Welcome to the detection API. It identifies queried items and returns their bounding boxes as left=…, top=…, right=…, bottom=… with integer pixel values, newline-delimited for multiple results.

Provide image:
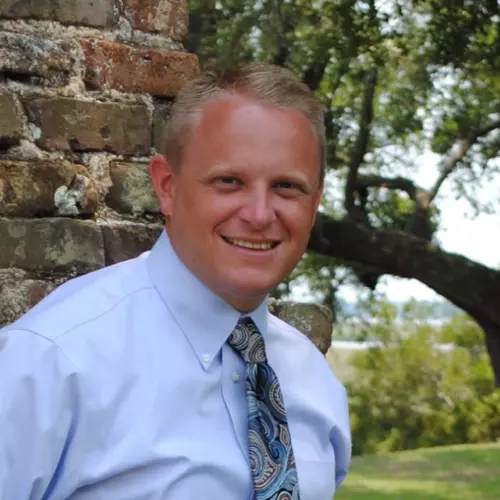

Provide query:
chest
left=58, top=345, right=336, bottom=500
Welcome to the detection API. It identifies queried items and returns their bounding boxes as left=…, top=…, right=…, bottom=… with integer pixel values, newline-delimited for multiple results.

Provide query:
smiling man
left=0, top=63, right=351, bottom=499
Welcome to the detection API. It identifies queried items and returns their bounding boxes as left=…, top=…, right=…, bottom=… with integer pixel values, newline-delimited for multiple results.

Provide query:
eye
left=274, top=181, right=294, bottom=189
left=273, top=180, right=305, bottom=195
left=217, top=176, right=239, bottom=185
left=212, top=176, right=243, bottom=190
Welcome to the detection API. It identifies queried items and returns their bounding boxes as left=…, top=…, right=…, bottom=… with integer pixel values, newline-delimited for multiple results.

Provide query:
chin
left=225, top=277, right=277, bottom=301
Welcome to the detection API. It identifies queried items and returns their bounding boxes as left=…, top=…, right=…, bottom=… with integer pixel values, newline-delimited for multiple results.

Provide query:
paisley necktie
left=228, top=317, right=300, bottom=499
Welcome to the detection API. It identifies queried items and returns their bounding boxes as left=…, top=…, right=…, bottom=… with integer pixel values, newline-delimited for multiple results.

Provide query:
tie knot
left=228, top=317, right=267, bottom=364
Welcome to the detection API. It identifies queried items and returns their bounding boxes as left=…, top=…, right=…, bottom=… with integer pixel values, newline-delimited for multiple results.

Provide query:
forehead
left=197, top=95, right=315, bottom=138
left=185, top=96, right=319, bottom=168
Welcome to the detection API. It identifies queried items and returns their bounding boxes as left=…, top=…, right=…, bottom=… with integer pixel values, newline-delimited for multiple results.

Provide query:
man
left=0, top=63, right=351, bottom=499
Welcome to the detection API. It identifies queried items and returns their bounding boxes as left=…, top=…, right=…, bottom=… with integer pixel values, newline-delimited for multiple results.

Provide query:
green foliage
left=344, top=303, right=500, bottom=456
left=412, top=0, right=500, bottom=70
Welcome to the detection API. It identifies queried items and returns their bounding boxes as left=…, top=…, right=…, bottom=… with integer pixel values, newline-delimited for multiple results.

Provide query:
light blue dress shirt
left=0, top=231, right=351, bottom=500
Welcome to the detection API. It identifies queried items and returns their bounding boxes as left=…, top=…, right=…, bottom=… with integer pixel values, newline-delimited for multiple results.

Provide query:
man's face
left=150, top=96, right=323, bottom=311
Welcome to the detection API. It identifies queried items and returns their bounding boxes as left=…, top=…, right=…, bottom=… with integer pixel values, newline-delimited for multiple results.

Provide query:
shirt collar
left=146, top=231, right=269, bottom=370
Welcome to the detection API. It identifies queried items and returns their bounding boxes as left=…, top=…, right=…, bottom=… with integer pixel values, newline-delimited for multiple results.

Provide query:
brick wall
left=0, top=0, right=198, bottom=326
left=0, top=1, right=334, bottom=352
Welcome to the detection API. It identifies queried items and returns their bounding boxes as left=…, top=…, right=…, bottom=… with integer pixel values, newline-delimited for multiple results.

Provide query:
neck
left=223, top=293, right=267, bottom=314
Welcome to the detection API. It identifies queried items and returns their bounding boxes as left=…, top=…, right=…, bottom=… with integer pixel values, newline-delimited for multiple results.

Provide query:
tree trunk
left=308, top=213, right=500, bottom=385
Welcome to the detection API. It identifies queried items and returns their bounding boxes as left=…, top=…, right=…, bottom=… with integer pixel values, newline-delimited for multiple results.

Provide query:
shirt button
left=232, top=371, right=240, bottom=383
left=202, top=353, right=211, bottom=363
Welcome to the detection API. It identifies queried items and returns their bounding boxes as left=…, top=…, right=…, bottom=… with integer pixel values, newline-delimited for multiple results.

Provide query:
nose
left=239, top=188, right=276, bottom=230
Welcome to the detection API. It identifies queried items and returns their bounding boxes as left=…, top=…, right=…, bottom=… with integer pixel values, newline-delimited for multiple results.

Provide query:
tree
left=345, top=300, right=500, bottom=455
left=186, top=0, right=500, bottom=383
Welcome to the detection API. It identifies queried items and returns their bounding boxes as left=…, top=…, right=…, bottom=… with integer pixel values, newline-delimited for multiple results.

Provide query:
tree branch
left=473, top=118, right=500, bottom=141
left=271, top=0, right=291, bottom=67
left=429, top=118, right=500, bottom=201
left=356, top=175, right=418, bottom=200
left=301, top=52, right=331, bottom=92
left=344, top=68, right=378, bottom=216
left=308, top=213, right=500, bottom=325
left=308, top=212, right=500, bottom=383
left=356, top=174, right=432, bottom=213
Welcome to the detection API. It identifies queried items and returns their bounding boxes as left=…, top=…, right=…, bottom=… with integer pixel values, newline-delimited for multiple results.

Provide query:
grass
left=335, top=442, right=500, bottom=499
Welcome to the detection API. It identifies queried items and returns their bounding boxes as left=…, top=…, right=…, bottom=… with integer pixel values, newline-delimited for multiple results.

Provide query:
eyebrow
left=205, top=163, right=237, bottom=176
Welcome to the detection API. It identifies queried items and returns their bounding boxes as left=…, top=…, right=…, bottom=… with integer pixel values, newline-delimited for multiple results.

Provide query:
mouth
left=221, top=236, right=280, bottom=250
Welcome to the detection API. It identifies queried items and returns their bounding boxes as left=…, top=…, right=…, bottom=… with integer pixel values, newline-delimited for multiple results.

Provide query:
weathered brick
left=124, top=0, right=188, bottom=41
left=0, top=160, right=98, bottom=217
left=0, top=90, right=24, bottom=147
left=268, top=300, right=333, bottom=355
left=0, top=31, right=81, bottom=85
left=0, top=269, right=57, bottom=326
left=101, top=223, right=162, bottom=265
left=153, top=99, right=172, bottom=152
left=0, top=219, right=104, bottom=273
left=0, top=0, right=118, bottom=28
left=25, top=97, right=151, bottom=155
left=81, top=39, right=199, bottom=97
left=106, top=161, right=160, bottom=215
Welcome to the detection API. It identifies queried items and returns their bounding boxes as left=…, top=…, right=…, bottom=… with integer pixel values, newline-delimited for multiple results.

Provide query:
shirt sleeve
left=330, top=383, right=352, bottom=487
left=316, top=346, right=352, bottom=489
left=0, top=328, right=79, bottom=499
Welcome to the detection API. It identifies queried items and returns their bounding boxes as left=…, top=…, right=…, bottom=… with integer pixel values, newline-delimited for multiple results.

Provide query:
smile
left=222, top=236, right=279, bottom=250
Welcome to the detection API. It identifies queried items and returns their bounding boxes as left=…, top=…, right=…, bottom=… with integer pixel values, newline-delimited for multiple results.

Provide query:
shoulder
left=4, top=254, right=156, bottom=345
left=267, top=312, right=351, bottom=469
left=267, top=312, right=328, bottom=361
left=267, top=311, right=348, bottom=407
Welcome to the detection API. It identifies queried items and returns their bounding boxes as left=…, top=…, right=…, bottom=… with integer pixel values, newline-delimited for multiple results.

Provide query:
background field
left=335, top=442, right=500, bottom=500
left=326, top=346, right=356, bottom=381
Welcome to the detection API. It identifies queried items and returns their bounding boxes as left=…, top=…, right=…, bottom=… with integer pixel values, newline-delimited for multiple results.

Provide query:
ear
left=149, top=154, right=176, bottom=217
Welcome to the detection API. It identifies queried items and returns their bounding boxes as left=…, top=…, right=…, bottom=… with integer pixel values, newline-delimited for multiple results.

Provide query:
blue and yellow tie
left=228, top=317, right=300, bottom=499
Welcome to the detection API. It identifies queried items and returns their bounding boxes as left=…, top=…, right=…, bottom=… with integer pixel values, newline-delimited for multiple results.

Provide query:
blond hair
left=160, top=62, right=326, bottom=182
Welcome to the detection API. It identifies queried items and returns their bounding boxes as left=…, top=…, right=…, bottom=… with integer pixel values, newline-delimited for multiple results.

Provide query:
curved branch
left=356, top=174, right=432, bottom=214
left=308, top=212, right=500, bottom=383
left=356, top=175, right=418, bottom=200
left=344, top=68, right=378, bottom=215
left=308, top=213, right=500, bottom=323
left=429, top=118, right=500, bottom=201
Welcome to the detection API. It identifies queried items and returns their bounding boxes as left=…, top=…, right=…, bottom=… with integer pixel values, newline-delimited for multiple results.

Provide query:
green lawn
left=335, top=442, right=500, bottom=500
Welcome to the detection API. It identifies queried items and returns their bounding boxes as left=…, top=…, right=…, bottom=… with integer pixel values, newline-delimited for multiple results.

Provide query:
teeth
left=226, top=238, right=274, bottom=250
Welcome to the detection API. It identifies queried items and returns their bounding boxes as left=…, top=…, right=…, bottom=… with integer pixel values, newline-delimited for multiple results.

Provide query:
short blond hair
left=161, top=62, right=326, bottom=182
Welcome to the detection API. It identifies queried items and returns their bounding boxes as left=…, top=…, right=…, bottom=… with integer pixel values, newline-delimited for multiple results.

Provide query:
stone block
left=123, top=0, right=188, bottom=41
left=268, top=300, right=333, bottom=354
left=0, top=90, right=24, bottom=147
left=0, top=31, right=82, bottom=85
left=0, top=269, right=57, bottom=326
left=101, top=223, right=162, bottom=265
left=0, top=219, right=104, bottom=273
left=0, top=0, right=118, bottom=28
left=81, top=39, right=199, bottom=97
left=153, top=99, right=172, bottom=152
left=106, top=161, right=160, bottom=215
left=0, top=160, right=98, bottom=217
left=25, top=97, right=151, bottom=155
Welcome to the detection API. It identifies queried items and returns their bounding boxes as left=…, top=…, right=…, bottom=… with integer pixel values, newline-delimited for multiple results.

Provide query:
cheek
left=177, top=190, right=239, bottom=228
left=276, top=199, right=316, bottom=233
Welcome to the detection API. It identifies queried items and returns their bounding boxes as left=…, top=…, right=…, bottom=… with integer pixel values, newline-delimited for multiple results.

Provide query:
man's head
left=150, top=62, right=325, bottom=312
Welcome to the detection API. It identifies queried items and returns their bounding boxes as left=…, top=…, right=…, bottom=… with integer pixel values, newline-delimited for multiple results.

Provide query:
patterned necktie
left=228, top=317, right=300, bottom=499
